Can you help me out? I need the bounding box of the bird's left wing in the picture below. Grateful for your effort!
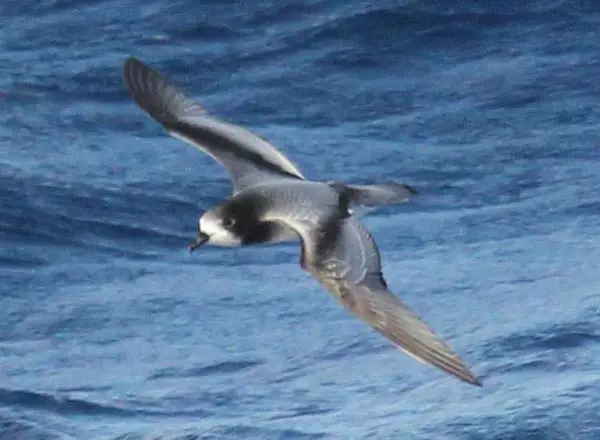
[123,57,304,192]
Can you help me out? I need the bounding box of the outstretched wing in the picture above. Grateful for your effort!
[311,218,481,386]
[250,180,478,385]
[122,57,304,192]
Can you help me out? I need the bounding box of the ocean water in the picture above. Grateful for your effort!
[2,0,600,438]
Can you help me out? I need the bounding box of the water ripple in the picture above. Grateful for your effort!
[148,359,264,380]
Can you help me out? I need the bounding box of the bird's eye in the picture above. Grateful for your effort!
[222,217,236,228]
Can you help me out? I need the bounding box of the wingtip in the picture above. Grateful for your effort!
[123,55,136,66]
[123,55,147,69]
[122,56,144,78]
[122,56,208,123]
[432,360,481,388]
[443,357,482,387]
[122,56,149,95]
[463,373,483,387]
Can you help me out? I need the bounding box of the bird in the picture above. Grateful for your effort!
[122,56,482,387]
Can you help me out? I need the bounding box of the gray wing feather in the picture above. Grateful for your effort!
[314,220,481,386]
[320,218,383,284]
[122,57,304,191]
[321,275,481,386]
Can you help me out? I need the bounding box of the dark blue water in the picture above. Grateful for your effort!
[2,0,600,438]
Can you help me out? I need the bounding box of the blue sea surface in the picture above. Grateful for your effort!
[2,0,600,438]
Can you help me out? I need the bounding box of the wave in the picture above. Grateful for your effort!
[484,320,600,359]
[111,426,328,440]
[147,359,264,380]
[1,0,579,113]
[0,388,136,417]
[478,319,600,381]
[0,387,211,419]
[0,171,206,265]
[0,411,65,440]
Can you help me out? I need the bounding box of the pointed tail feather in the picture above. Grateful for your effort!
[340,181,417,207]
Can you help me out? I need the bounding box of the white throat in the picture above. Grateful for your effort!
[199,214,242,247]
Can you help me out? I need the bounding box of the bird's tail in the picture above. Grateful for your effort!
[329,181,417,208]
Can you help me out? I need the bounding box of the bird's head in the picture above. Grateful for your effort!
[188,206,243,251]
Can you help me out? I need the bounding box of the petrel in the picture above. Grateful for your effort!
[122,57,481,387]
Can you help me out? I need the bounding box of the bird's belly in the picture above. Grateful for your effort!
[265,223,299,243]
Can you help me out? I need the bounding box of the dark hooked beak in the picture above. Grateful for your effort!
[188,232,209,253]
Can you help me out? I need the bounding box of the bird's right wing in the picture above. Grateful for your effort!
[320,273,482,386]
[122,57,304,192]
[309,218,482,386]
